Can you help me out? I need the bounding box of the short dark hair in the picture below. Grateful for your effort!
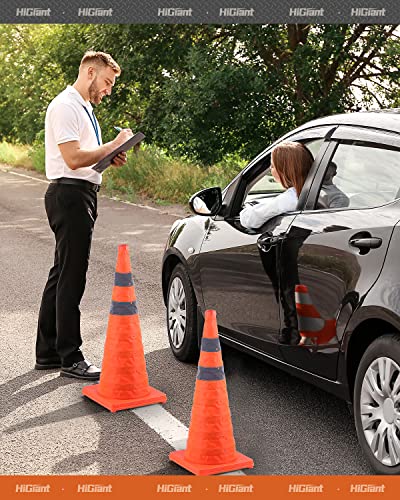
[329,161,338,171]
[80,51,121,76]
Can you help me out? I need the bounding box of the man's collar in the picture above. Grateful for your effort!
[67,85,92,109]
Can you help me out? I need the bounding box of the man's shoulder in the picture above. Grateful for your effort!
[47,91,81,122]
[323,184,348,198]
[48,88,80,111]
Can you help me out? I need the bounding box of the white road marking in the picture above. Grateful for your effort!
[109,196,184,218]
[132,405,189,450]
[0,166,244,475]
[0,166,185,218]
[6,169,49,184]
[132,404,246,475]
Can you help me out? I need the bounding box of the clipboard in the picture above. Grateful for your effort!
[92,132,145,173]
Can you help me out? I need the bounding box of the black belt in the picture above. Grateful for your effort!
[52,178,101,193]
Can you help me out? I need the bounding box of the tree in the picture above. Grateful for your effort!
[0,25,89,143]
[142,24,400,163]
[1,24,399,164]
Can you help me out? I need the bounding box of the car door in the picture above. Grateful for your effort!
[198,127,333,359]
[278,126,400,380]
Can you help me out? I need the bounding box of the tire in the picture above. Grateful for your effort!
[166,263,199,362]
[354,334,400,474]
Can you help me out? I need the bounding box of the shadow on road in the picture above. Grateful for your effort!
[0,346,373,475]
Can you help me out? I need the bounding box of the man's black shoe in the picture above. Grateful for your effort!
[60,360,101,380]
[35,358,62,370]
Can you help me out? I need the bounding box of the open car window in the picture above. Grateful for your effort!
[244,153,284,204]
[243,137,325,206]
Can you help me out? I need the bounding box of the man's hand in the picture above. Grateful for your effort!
[110,129,133,167]
[111,151,127,167]
[113,128,133,148]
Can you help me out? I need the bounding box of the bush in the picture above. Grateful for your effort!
[103,144,248,204]
[0,139,249,205]
[29,129,45,174]
[0,141,33,168]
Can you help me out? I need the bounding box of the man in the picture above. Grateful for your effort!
[319,162,350,209]
[35,51,133,380]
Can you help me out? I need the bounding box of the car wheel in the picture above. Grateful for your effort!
[354,334,400,474]
[166,263,199,363]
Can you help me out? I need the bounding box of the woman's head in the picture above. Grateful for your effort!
[271,142,314,196]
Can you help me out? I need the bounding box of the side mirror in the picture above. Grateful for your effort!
[189,187,222,216]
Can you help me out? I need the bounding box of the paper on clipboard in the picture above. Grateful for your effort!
[92,132,145,173]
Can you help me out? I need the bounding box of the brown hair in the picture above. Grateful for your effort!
[271,142,314,197]
[80,50,121,76]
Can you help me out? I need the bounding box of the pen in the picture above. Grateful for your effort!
[114,126,122,132]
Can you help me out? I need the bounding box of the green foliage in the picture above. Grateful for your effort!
[29,129,46,173]
[144,46,294,164]
[3,137,242,204]
[0,25,89,144]
[1,24,400,166]
[102,143,232,203]
[0,141,32,168]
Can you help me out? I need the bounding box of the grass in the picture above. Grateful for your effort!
[0,142,33,169]
[0,141,247,205]
[102,144,246,204]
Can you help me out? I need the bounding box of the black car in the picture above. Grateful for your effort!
[162,111,400,474]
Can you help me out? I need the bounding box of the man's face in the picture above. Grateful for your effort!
[325,164,337,183]
[88,66,117,105]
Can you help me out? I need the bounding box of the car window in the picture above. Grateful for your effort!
[243,138,324,205]
[245,152,284,202]
[316,142,400,210]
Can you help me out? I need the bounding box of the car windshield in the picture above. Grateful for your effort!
[244,164,285,204]
[247,171,284,196]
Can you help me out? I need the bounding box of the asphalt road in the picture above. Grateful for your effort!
[0,166,373,475]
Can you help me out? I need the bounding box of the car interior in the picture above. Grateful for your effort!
[242,137,400,215]
[242,139,322,207]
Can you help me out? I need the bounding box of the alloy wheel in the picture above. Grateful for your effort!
[360,356,400,467]
[168,276,187,349]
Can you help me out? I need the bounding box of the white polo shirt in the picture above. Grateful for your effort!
[45,85,102,184]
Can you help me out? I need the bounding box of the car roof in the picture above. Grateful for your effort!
[241,109,400,181]
[293,109,400,135]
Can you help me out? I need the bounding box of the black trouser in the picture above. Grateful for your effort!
[36,182,97,366]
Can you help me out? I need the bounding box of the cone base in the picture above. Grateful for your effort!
[169,449,254,476]
[82,383,167,412]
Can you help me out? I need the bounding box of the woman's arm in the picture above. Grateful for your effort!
[240,188,298,229]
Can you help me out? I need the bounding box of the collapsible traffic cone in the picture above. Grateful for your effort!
[169,310,254,475]
[82,244,167,412]
[295,284,336,345]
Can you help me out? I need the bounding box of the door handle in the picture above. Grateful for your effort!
[257,235,284,252]
[349,237,382,250]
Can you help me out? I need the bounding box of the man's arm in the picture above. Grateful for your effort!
[58,129,133,170]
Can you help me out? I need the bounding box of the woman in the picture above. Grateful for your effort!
[240,141,314,229]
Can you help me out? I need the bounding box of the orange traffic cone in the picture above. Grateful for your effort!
[295,284,336,345]
[82,244,167,412]
[169,309,254,475]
